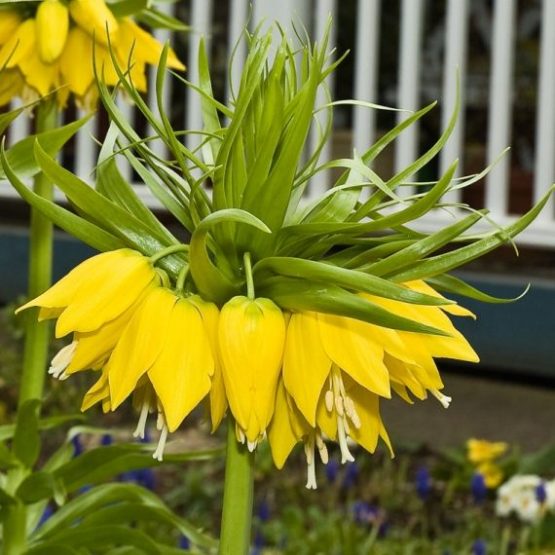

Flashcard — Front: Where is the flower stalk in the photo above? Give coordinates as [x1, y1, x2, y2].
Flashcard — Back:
[219, 417, 255, 555]
[18, 98, 58, 406]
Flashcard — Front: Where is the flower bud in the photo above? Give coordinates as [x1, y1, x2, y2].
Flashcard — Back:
[36, 0, 69, 63]
[69, 0, 118, 46]
[0, 10, 21, 45]
[218, 296, 286, 444]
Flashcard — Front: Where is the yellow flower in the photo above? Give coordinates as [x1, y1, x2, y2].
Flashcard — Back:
[218, 296, 286, 449]
[0, 0, 184, 108]
[267, 280, 478, 486]
[478, 461, 504, 489]
[467, 438, 509, 464]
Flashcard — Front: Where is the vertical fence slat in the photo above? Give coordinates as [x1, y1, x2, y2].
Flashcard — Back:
[148, 2, 175, 158]
[227, 0, 249, 103]
[395, 0, 425, 194]
[353, 0, 381, 155]
[8, 99, 30, 145]
[440, 0, 469, 204]
[485, 0, 517, 217]
[74, 110, 96, 181]
[307, 0, 337, 199]
[185, 0, 214, 152]
[534, 0, 555, 222]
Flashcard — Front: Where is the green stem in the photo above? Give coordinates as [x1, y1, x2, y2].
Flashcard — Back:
[149, 243, 188, 264]
[219, 418, 255, 555]
[18, 99, 58, 406]
[243, 252, 254, 299]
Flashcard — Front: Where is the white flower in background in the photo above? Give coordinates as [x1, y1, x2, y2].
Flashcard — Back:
[495, 475, 553, 523]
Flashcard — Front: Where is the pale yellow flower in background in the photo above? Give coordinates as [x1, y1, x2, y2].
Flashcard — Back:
[467, 438, 509, 464]
[478, 461, 505, 489]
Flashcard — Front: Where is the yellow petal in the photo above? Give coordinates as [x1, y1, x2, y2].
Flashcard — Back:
[0, 69, 23, 106]
[268, 380, 308, 469]
[189, 295, 226, 432]
[116, 18, 185, 71]
[66, 296, 145, 375]
[69, 0, 118, 46]
[36, 0, 69, 63]
[18, 50, 58, 96]
[467, 438, 509, 464]
[108, 287, 177, 409]
[59, 27, 93, 96]
[0, 19, 35, 68]
[283, 311, 331, 426]
[318, 313, 391, 398]
[218, 296, 286, 442]
[384, 354, 428, 400]
[0, 10, 21, 45]
[405, 280, 476, 318]
[17, 250, 126, 314]
[81, 370, 109, 411]
[149, 298, 214, 432]
[56, 251, 155, 337]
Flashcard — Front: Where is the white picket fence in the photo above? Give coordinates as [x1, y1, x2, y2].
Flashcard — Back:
[4, 0, 555, 247]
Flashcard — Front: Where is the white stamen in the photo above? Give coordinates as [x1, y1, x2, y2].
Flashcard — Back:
[304, 436, 318, 490]
[344, 397, 361, 430]
[315, 434, 328, 464]
[236, 427, 246, 444]
[156, 410, 165, 430]
[325, 390, 334, 412]
[49, 341, 77, 379]
[133, 400, 151, 439]
[335, 395, 345, 417]
[431, 389, 452, 409]
[337, 417, 355, 464]
[247, 440, 257, 452]
[152, 424, 168, 461]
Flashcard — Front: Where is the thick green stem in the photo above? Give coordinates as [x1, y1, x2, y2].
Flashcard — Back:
[219, 418, 255, 555]
[18, 99, 58, 406]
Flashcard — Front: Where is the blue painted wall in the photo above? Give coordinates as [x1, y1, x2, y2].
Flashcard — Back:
[1, 226, 554, 376]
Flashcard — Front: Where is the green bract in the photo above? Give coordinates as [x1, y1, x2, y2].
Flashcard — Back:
[3, 21, 553, 334]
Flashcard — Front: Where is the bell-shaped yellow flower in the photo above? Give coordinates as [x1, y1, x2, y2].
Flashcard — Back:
[218, 296, 286, 448]
[0, 19, 36, 69]
[36, 0, 69, 63]
[68, 0, 118, 46]
[17, 249, 158, 337]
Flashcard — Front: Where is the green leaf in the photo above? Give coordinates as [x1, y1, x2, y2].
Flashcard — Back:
[33, 141, 187, 277]
[362, 211, 485, 278]
[97, 122, 177, 246]
[1, 146, 126, 252]
[136, 7, 190, 31]
[390, 186, 555, 282]
[0, 105, 25, 136]
[31, 483, 217, 550]
[0, 440, 18, 469]
[0, 115, 92, 180]
[53, 444, 223, 493]
[13, 399, 41, 468]
[259, 278, 448, 335]
[189, 209, 271, 303]
[106, 0, 148, 18]
[16, 471, 61, 505]
[427, 273, 529, 304]
[519, 444, 555, 475]
[0, 414, 84, 442]
[254, 257, 453, 306]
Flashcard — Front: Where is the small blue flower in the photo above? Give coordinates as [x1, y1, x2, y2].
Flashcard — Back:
[325, 458, 340, 484]
[471, 473, 487, 504]
[536, 482, 547, 504]
[71, 434, 83, 457]
[415, 466, 431, 500]
[257, 500, 270, 522]
[37, 504, 54, 528]
[100, 434, 113, 446]
[353, 501, 377, 524]
[179, 535, 190, 549]
[342, 462, 359, 489]
[472, 539, 487, 555]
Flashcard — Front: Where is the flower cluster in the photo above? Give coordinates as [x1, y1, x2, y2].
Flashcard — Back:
[20, 247, 478, 487]
[466, 438, 508, 488]
[496, 475, 555, 523]
[0, 0, 183, 108]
